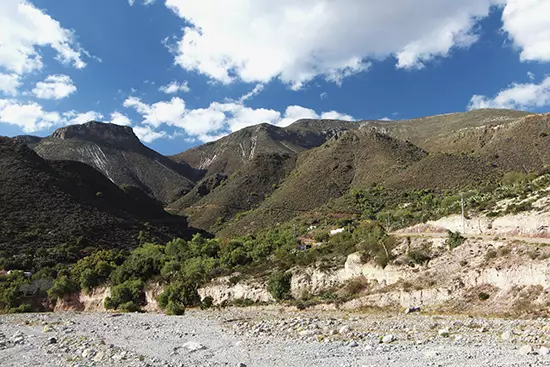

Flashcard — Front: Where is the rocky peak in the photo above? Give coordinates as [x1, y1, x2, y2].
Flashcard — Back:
[51, 121, 141, 149]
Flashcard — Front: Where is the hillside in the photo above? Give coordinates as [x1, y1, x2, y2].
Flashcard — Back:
[219, 129, 427, 235]
[171, 152, 297, 230]
[369, 108, 530, 152]
[171, 120, 360, 178]
[29, 121, 198, 204]
[0, 136, 198, 266]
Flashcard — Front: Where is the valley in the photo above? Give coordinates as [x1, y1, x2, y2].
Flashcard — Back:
[3, 109, 550, 365]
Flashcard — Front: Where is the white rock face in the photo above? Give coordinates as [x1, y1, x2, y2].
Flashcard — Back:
[198, 276, 273, 305]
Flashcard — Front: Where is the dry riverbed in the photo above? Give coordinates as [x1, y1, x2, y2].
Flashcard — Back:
[2, 308, 550, 366]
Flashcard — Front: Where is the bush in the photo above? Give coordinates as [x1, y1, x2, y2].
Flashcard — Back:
[47, 276, 78, 299]
[354, 222, 396, 268]
[407, 250, 431, 265]
[268, 272, 292, 301]
[200, 296, 214, 309]
[445, 230, 465, 250]
[478, 292, 490, 301]
[157, 280, 200, 315]
[104, 280, 144, 311]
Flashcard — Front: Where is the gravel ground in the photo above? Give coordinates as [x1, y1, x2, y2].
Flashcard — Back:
[2, 309, 550, 366]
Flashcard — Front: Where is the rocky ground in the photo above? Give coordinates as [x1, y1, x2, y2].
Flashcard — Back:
[1, 308, 550, 366]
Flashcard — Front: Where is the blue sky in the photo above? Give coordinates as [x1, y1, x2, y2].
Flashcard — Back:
[0, 0, 549, 155]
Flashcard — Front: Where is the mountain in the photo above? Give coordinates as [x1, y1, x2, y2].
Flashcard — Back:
[217, 128, 428, 235]
[171, 120, 360, 178]
[365, 108, 530, 152]
[27, 121, 198, 204]
[0, 136, 198, 262]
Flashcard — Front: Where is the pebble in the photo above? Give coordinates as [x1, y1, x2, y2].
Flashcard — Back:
[501, 331, 513, 341]
[539, 346, 550, 355]
[518, 345, 534, 355]
[381, 335, 395, 344]
[182, 341, 207, 352]
[47, 337, 57, 344]
[438, 329, 450, 338]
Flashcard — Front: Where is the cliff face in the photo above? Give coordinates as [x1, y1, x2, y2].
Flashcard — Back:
[32, 121, 198, 204]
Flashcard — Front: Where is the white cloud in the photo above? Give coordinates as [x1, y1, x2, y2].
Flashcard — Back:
[320, 92, 328, 100]
[110, 111, 132, 126]
[0, 99, 61, 132]
[0, 73, 21, 96]
[128, 0, 156, 5]
[468, 76, 550, 110]
[32, 74, 76, 100]
[501, 0, 550, 62]
[123, 96, 186, 128]
[527, 71, 535, 81]
[239, 84, 264, 103]
[123, 96, 355, 142]
[159, 80, 190, 94]
[133, 125, 166, 143]
[0, 0, 87, 75]
[379, 117, 393, 121]
[63, 110, 104, 125]
[165, 0, 503, 88]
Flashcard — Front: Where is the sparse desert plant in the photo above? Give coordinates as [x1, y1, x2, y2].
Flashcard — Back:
[445, 230, 465, 250]
[478, 292, 490, 301]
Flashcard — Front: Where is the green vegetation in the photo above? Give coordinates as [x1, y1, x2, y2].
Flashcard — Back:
[268, 272, 292, 301]
[446, 230, 466, 250]
[104, 280, 144, 312]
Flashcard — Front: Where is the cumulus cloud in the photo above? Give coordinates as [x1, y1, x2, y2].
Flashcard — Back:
[468, 76, 550, 110]
[159, 80, 190, 94]
[133, 125, 166, 143]
[0, 0, 88, 75]
[501, 0, 550, 62]
[0, 73, 21, 96]
[0, 99, 61, 132]
[110, 111, 132, 126]
[123, 96, 355, 142]
[165, 0, 505, 88]
[63, 110, 104, 125]
[32, 74, 77, 100]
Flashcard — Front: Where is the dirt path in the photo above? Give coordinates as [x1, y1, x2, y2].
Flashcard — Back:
[392, 231, 550, 245]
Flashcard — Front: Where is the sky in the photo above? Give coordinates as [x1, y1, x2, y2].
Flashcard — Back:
[0, 0, 549, 155]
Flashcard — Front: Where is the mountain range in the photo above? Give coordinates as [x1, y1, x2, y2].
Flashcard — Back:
[4, 108, 549, 248]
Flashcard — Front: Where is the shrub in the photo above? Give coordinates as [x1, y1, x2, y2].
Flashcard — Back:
[104, 280, 144, 311]
[200, 296, 214, 309]
[314, 232, 329, 243]
[157, 280, 200, 315]
[354, 222, 396, 268]
[478, 292, 490, 301]
[502, 171, 526, 186]
[485, 249, 497, 261]
[268, 272, 292, 301]
[47, 276, 78, 299]
[407, 250, 431, 265]
[445, 230, 465, 250]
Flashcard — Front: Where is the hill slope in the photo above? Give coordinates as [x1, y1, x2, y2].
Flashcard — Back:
[171, 120, 360, 178]
[219, 129, 427, 234]
[30, 121, 197, 204]
[0, 137, 198, 261]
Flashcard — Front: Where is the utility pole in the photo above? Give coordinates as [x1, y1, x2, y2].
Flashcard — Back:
[461, 192, 466, 234]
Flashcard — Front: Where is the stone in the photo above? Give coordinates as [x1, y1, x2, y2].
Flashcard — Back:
[539, 347, 550, 356]
[183, 341, 207, 352]
[237, 363, 247, 367]
[501, 331, 513, 341]
[424, 350, 440, 358]
[82, 348, 96, 359]
[47, 337, 57, 344]
[438, 329, 450, 338]
[43, 325, 52, 332]
[339, 325, 352, 335]
[92, 351, 106, 362]
[405, 306, 421, 314]
[381, 335, 395, 344]
[519, 345, 534, 356]
[349, 341, 359, 348]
